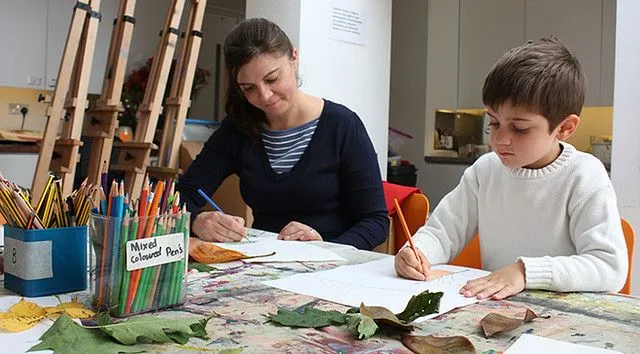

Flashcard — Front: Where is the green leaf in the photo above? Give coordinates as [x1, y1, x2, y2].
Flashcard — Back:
[267, 307, 348, 328]
[28, 314, 144, 354]
[346, 314, 378, 339]
[96, 312, 112, 326]
[100, 316, 210, 345]
[396, 290, 444, 323]
[188, 261, 217, 272]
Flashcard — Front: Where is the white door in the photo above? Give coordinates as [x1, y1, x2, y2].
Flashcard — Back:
[188, 10, 241, 121]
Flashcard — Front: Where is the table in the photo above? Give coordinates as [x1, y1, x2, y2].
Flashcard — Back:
[1, 239, 639, 353]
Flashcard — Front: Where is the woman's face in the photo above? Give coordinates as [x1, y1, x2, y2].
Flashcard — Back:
[236, 50, 298, 118]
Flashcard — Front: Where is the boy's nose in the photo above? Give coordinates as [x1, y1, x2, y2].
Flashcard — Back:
[493, 129, 511, 145]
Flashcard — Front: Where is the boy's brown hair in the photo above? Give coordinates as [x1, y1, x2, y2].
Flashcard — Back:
[482, 36, 585, 132]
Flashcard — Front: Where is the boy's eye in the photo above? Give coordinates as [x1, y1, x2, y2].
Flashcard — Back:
[265, 76, 278, 84]
[512, 126, 529, 134]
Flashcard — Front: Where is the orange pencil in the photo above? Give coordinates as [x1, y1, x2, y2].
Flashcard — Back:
[393, 197, 421, 262]
[125, 180, 164, 313]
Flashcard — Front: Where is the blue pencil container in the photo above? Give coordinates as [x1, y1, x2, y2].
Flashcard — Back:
[3, 225, 88, 297]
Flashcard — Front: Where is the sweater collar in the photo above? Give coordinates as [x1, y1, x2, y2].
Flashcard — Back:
[503, 141, 575, 179]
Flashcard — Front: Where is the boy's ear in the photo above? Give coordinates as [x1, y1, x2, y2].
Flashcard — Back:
[555, 114, 580, 141]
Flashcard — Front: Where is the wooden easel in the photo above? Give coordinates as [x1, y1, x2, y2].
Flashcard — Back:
[111, 0, 186, 201]
[83, 0, 137, 187]
[32, 0, 102, 203]
[150, 0, 208, 180]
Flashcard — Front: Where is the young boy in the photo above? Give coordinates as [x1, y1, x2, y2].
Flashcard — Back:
[395, 37, 628, 300]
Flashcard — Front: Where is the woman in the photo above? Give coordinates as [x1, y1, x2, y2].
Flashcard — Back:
[177, 18, 388, 250]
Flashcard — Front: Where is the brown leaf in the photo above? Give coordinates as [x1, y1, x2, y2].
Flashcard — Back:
[189, 237, 274, 264]
[479, 309, 538, 338]
[401, 334, 476, 354]
[359, 303, 414, 331]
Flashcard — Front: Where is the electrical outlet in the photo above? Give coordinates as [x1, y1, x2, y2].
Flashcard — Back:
[9, 103, 29, 115]
[47, 78, 57, 88]
[26, 76, 42, 86]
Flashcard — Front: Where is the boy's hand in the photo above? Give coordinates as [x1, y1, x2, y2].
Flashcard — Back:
[460, 261, 526, 300]
[395, 247, 431, 281]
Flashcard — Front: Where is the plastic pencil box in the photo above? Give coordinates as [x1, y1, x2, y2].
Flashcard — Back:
[3, 225, 88, 297]
[89, 212, 190, 317]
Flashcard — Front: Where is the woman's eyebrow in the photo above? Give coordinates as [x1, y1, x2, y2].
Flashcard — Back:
[238, 68, 279, 85]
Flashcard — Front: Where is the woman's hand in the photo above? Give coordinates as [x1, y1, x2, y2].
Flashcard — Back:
[192, 211, 245, 242]
[395, 247, 431, 281]
[459, 261, 526, 300]
[278, 221, 323, 241]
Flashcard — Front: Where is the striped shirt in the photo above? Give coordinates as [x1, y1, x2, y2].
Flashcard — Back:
[261, 118, 319, 174]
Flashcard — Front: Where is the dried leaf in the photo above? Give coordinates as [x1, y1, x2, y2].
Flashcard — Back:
[396, 290, 444, 323]
[359, 303, 414, 331]
[45, 298, 96, 319]
[401, 334, 476, 354]
[189, 237, 276, 263]
[346, 313, 378, 339]
[480, 309, 538, 338]
[0, 298, 47, 332]
[267, 307, 348, 328]
[28, 314, 144, 354]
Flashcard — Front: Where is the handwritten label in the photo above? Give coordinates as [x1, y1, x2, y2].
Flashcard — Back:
[4, 238, 53, 280]
[126, 233, 185, 271]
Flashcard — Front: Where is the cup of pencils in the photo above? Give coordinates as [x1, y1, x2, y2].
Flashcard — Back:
[88, 179, 190, 317]
[0, 174, 94, 297]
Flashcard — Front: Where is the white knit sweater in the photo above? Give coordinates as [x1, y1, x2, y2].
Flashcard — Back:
[414, 142, 628, 292]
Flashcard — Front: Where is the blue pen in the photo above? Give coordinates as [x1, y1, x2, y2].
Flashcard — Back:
[197, 188, 224, 214]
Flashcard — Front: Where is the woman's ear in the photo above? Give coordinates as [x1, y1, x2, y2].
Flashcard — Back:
[291, 48, 299, 69]
[555, 114, 581, 141]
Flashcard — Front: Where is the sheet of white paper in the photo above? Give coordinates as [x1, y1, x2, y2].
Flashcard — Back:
[0, 295, 80, 354]
[244, 228, 279, 240]
[214, 239, 346, 263]
[264, 256, 489, 322]
[504, 334, 623, 354]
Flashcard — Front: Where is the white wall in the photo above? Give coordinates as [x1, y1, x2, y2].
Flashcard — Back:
[247, 0, 391, 176]
[246, 0, 301, 47]
[611, 0, 640, 295]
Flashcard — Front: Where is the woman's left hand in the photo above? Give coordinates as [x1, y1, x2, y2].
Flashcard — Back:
[459, 261, 526, 300]
[278, 221, 323, 241]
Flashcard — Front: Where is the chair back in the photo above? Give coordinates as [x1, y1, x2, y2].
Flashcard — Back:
[392, 193, 429, 253]
[621, 218, 635, 295]
[450, 233, 482, 269]
[449, 219, 635, 294]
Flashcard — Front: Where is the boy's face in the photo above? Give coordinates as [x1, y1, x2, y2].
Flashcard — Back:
[487, 102, 570, 169]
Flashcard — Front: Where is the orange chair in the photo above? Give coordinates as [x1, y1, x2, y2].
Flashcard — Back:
[621, 218, 635, 295]
[450, 219, 635, 295]
[392, 193, 429, 253]
[450, 233, 482, 269]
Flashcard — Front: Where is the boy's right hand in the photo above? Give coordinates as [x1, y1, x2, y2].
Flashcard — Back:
[395, 247, 431, 281]
[192, 211, 245, 242]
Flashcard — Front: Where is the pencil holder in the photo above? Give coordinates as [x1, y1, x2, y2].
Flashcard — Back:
[89, 212, 190, 317]
[3, 225, 88, 297]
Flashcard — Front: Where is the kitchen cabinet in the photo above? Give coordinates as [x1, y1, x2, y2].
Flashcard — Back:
[46, 0, 118, 94]
[457, 0, 525, 108]
[0, 0, 47, 89]
[525, 0, 603, 106]
[0, 0, 115, 93]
